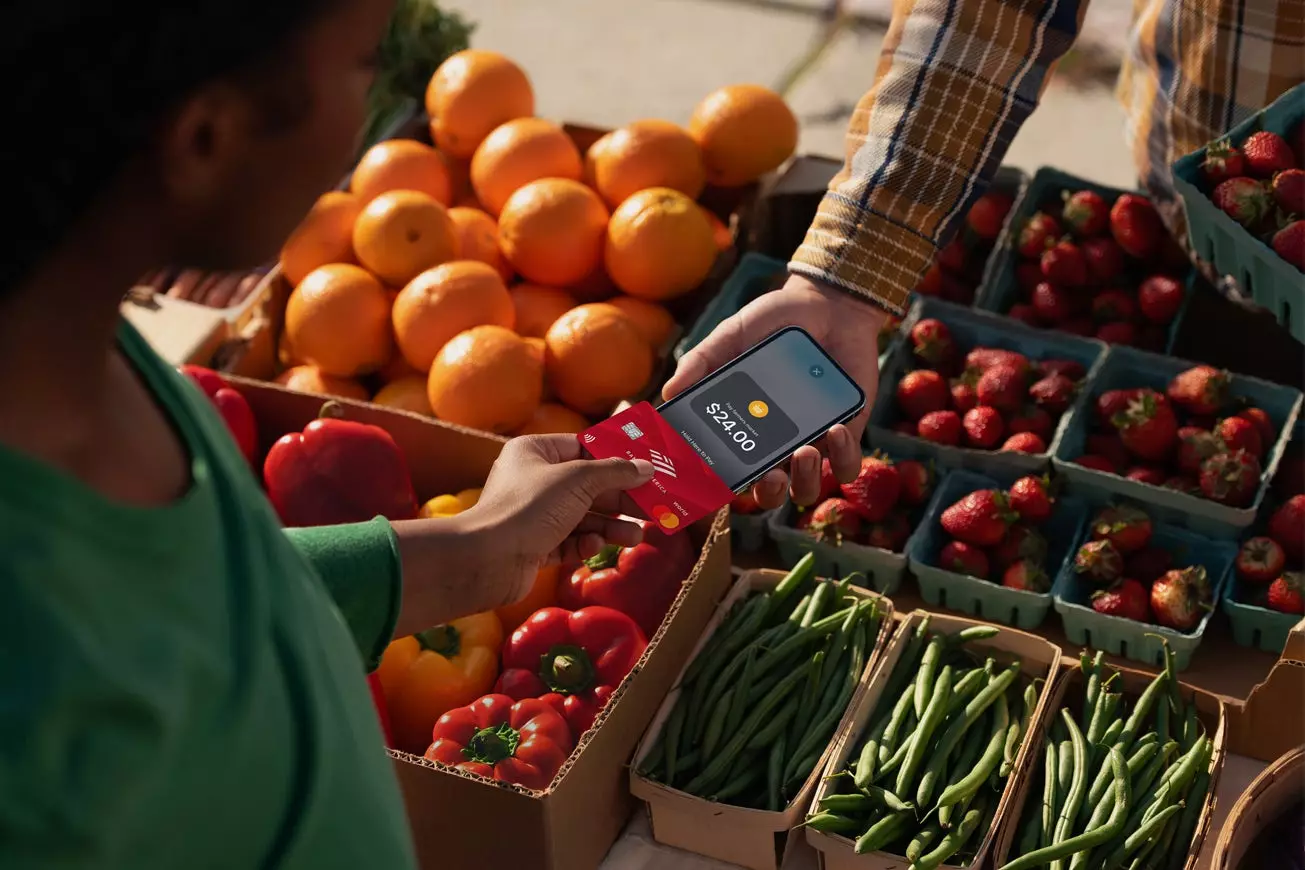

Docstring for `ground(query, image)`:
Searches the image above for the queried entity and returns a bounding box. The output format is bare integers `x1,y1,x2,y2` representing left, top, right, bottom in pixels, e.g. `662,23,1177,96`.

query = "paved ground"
446,0,1138,189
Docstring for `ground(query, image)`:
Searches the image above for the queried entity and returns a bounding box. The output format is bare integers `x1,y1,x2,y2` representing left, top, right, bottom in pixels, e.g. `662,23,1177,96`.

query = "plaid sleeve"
790,0,1091,314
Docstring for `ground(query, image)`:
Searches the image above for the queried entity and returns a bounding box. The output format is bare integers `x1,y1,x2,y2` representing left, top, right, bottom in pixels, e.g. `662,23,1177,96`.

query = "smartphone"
656,326,865,493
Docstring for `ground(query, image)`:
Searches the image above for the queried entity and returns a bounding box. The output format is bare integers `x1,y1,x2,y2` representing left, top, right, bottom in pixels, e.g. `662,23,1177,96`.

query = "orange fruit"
427,50,535,159
688,84,798,187
703,208,732,250
498,179,609,287
605,188,717,301
510,283,577,338
351,139,452,206
352,190,459,287
275,365,370,401
427,325,543,433
568,267,617,302
584,120,706,208
447,207,512,281
516,402,591,435
392,261,514,372
607,295,676,348
545,303,654,416
284,264,393,377
280,192,363,288
442,153,474,205
373,376,434,416
470,118,583,216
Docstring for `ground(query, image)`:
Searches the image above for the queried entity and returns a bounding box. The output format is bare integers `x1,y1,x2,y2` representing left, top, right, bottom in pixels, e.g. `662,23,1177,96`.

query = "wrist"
785,271,892,331
390,512,518,634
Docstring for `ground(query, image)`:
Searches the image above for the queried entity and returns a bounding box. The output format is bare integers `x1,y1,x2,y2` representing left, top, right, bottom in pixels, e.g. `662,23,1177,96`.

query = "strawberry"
1125,466,1167,486
1091,289,1137,324
1242,131,1297,179
1168,366,1230,416
940,489,1017,547
910,318,956,369
991,524,1049,571
864,511,912,551
840,454,902,522
1098,388,1143,424
1091,505,1153,553
1008,476,1053,524
1268,573,1305,614
1236,407,1276,446
1096,321,1138,346
1271,168,1305,214
897,369,950,421
1038,358,1086,380
1212,177,1272,228
967,191,1014,240
1164,476,1203,496
1110,194,1164,259
1125,547,1172,583
1082,237,1125,283
1137,275,1185,325
1041,239,1089,286
1151,567,1213,631
1269,495,1305,561
1018,212,1062,258
1237,536,1287,585
1113,390,1179,461
896,459,934,506
938,237,967,274
1086,433,1131,471
1032,282,1077,323
940,540,990,578
1062,189,1110,238
1272,221,1305,270
817,457,840,502
950,378,979,414
1216,415,1265,459
1016,262,1044,295
1176,427,1221,475
1060,317,1097,337
976,364,1028,413
878,315,902,356
1001,432,1047,453
965,347,1029,372
1010,406,1055,441
805,497,863,545
1003,560,1050,593
1076,455,1117,473
918,410,962,446
917,263,944,296
1008,303,1041,327
963,405,1006,449
1092,578,1152,622
1028,373,1077,415
1199,450,1262,506
1076,539,1123,585
1201,139,1246,184
730,491,762,514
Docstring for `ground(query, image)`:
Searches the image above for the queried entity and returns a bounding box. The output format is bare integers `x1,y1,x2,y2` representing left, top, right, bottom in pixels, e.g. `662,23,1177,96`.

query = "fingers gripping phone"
657,326,865,493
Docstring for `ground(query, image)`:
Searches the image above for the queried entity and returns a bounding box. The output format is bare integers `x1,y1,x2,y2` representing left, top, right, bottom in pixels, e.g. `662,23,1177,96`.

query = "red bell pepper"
179,365,258,464
367,672,395,748
559,520,697,636
424,694,573,790
262,402,418,527
495,606,647,735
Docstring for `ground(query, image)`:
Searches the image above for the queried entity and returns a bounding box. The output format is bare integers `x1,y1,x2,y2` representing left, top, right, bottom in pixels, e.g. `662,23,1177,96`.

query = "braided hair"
2,2,340,292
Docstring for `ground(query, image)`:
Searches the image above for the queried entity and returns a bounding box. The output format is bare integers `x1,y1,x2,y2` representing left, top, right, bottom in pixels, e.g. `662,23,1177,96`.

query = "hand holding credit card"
579,327,865,533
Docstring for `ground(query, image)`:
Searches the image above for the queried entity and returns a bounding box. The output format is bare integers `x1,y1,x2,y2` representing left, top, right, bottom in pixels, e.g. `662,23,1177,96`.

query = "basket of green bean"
992,646,1226,870
629,555,894,870
805,611,1062,870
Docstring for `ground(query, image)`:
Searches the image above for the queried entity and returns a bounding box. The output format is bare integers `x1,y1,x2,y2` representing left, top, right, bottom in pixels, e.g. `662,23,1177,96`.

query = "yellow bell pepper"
418,487,483,519
375,611,504,754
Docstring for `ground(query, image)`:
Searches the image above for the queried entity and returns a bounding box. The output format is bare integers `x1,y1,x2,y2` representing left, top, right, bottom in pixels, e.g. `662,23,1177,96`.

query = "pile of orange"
273,50,798,436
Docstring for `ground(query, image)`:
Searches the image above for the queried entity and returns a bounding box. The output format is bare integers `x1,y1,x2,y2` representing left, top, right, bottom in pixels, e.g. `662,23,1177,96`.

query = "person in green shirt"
0,1,658,867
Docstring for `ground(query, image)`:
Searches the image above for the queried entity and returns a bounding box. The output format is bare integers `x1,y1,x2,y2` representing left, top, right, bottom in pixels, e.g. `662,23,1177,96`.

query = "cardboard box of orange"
230,375,736,870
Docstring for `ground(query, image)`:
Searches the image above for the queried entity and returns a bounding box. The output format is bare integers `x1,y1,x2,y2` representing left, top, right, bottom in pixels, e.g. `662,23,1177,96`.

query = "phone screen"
657,327,864,492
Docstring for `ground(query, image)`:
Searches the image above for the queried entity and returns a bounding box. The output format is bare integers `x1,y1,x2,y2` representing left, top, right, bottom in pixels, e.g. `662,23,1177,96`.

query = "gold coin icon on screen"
748,400,769,418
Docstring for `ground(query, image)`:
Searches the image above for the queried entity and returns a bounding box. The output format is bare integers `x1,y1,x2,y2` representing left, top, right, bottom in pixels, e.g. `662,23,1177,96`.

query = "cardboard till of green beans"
806,610,1064,870
991,660,1226,870
629,568,896,870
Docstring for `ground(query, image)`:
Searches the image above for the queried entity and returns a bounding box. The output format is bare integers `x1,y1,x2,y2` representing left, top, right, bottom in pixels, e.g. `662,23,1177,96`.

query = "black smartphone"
656,326,865,493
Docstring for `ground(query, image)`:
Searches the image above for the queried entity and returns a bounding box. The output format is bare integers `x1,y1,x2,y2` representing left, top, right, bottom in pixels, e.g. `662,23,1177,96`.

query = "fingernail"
798,452,817,477
631,459,655,479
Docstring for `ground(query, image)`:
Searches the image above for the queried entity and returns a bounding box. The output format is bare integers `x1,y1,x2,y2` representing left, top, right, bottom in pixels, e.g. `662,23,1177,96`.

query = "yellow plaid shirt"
790,0,1305,314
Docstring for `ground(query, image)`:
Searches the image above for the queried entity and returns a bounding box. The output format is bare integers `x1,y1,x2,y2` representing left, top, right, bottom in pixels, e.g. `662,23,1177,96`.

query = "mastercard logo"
651,505,681,529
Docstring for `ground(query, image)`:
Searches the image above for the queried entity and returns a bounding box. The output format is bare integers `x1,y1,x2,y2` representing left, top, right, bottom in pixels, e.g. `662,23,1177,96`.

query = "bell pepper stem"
539,644,597,695
416,624,461,657
463,722,520,766
318,401,347,420
583,545,622,571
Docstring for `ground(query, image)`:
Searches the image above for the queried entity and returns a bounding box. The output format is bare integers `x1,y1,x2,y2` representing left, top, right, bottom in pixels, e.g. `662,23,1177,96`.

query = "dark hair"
2,2,340,292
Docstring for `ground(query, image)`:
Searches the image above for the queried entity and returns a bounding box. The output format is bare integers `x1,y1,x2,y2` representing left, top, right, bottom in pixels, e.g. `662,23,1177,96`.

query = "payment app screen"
658,328,863,491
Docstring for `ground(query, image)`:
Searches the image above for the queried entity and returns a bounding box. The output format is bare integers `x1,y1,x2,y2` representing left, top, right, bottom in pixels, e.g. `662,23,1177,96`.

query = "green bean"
933,705,989,810
1156,692,1170,743
662,699,687,787
728,645,762,732
1098,804,1185,870
879,677,918,763
1142,810,1180,870
767,551,817,621
915,796,986,870
701,688,732,758
687,621,793,741
1166,769,1210,870
786,672,857,784
938,694,1009,811
874,616,931,714
1161,638,1182,717
709,761,763,802
1180,703,1200,751
876,714,917,780
682,594,764,686
1017,802,1043,858
1003,682,1037,778
1121,671,1168,755
1083,651,1106,731
786,749,822,792
1130,739,1179,818
745,697,800,750
906,821,943,863
854,809,914,854
855,716,889,790
923,661,1023,798
897,665,954,797
1040,741,1059,849
945,667,990,716
802,811,862,834
789,593,813,625
946,625,1001,647
1089,726,1154,808
805,580,836,626
1144,736,1208,825
1099,718,1124,748
1052,710,1090,870
858,784,913,812
819,792,874,814
757,604,858,672
915,634,946,718
766,733,786,811
788,647,827,742
1086,689,1120,748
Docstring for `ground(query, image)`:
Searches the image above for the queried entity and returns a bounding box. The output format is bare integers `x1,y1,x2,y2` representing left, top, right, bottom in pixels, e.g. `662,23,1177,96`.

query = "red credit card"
579,402,735,534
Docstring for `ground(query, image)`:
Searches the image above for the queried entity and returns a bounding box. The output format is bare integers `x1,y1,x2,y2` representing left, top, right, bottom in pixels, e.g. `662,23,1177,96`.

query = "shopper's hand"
663,274,887,508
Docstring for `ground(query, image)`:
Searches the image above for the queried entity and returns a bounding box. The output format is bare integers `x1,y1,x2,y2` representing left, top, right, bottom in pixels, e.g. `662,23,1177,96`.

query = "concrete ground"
446,0,1138,189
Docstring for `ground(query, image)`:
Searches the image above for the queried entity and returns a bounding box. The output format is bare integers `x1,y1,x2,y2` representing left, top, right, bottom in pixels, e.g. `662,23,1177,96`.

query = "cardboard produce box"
629,569,897,870
232,377,736,870
806,610,1064,870
991,662,1227,870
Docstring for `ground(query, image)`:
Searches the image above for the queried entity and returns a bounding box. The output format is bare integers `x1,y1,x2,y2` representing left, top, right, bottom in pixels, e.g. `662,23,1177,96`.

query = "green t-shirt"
0,323,417,868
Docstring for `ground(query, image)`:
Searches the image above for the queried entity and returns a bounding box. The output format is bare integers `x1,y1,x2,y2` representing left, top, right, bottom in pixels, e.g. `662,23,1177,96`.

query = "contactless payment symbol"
651,505,681,529
748,400,769,418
